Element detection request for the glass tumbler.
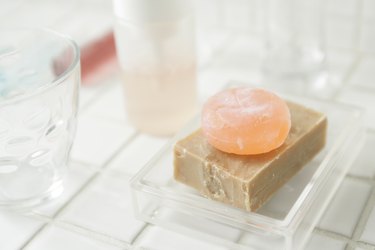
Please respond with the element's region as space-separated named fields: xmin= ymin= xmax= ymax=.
xmin=262 ymin=0 xmax=330 ymax=97
xmin=0 ymin=28 xmax=80 ymax=209
xmin=113 ymin=0 xmax=198 ymax=135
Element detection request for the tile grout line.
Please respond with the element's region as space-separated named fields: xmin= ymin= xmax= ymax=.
xmin=53 ymin=220 xmax=132 ymax=249
xmin=129 ymin=223 xmax=150 ymax=247
xmin=19 ymin=131 xmax=140 ymax=249
xmin=346 ymin=174 xmax=375 ymax=185
xmin=129 ymin=222 xmax=246 ymax=250
xmin=22 ymin=213 xmax=133 ymax=249
xmin=69 ymin=159 xmax=102 ymax=171
xmin=17 ymin=221 xmax=48 ymax=250
xmin=314 ymin=227 xmax=375 ymax=249
xmin=357 ymin=241 xmax=375 ymax=250
xmin=345 ymin=182 xmax=375 ymax=250
xmin=233 ymin=230 xmax=247 ymax=245
xmin=52 ymin=131 xmax=140 ymax=216
xmin=314 ymin=227 xmax=352 ymax=242
xmin=25 ymin=208 xmax=133 ymax=249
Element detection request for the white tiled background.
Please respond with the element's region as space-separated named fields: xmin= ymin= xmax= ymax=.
xmin=1 ymin=0 xmax=375 ymax=249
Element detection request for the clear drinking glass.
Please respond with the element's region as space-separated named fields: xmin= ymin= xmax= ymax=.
xmin=262 ymin=0 xmax=333 ymax=97
xmin=0 ymin=28 xmax=80 ymax=210
xmin=113 ymin=0 xmax=198 ymax=135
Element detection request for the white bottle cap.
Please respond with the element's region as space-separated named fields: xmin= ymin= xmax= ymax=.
xmin=113 ymin=0 xmax=193 ymax=23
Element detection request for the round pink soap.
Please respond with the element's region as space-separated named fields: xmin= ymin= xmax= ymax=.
xmin=201 ymin=87 xmax=291 ymax=155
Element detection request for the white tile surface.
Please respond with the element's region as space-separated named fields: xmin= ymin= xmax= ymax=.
xmin=348 ymin=57 xmax=375 ymax=89
xmin=24 ymin=225 xmax=122 ymax=250
xmin=360 ymin=21 xmax=375 ymax=54
xmin=305 ymin=233 xmax=346 ymax=250
xmin=211 ymin=35 xmax=263 ymax=82
xmin=156 ymin=209 xmax=241 ymax=244
xmin=324 ymin=17 xmax=357 ymax=50
xmin=325 ymin=49 xmax=357 ymax=83
xmin=3 ymin=0 xmax=75 ymax=29
xmin=108 ymin=134 xmax=168 ymax=176
xmin=71 ymin=115 xmax=135 ymax=165
xmin=31 ymin=162 xmax=95 ymax=217
xmin=84 ymin=79 xmax=127 ymax=123
xmin=2 ymin=0 xmax=112 ymax=48
xmin=134 ymin=225 xmax=228 ymax=250
xmin=348 ymin=131 xmax=375 ymax=178
xmin=336 ymin=86 xmax=375 ymax=129
xmin=238 ymin=232 xmax=286 ymax=250
xmin=53 ymin=2 xmax=113 ymax=45
xmin=195 ymin=0 xmax=222 ymax=30
xmin=318 ymin=178 xmax=372 ymax=236
xmin=79 ymin=83 xmax=111 ymax=110
xmin=363 ymin=0 xmax=375 ymax=21
xmin=360 ymin=203 xmax=375 ymax=245
xmin=326 ymin=0 xmax=358 ymax=17
xmin=222 ymin=0 xmax=251 ymax=31
xmin=0 ymin=0 xmax=27 ymax=16
xmin=196 ymin=29 xmax=231 ymax=68
xmin=0 ymin=211 xmax=43 ymax=250
xmin=245 ymin=0 xmax=264 ymax=33
xmin=59 ymin=172 xmax=145 ymax=244
xmin=197 ymin=68 xmax=237 ymax=102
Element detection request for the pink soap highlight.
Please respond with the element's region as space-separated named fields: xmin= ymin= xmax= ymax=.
xmin=201 ymin=87 xmax=291 ymax=155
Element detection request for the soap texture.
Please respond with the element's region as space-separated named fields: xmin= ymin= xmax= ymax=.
xmin=202 ymin=87 xmax=291 ymax=155
xmin=174 ymin=101 xmax=327 ymax=212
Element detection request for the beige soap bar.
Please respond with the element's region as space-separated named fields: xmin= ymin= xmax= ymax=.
xmin=173 ymin=101 xmax=327 ymax=212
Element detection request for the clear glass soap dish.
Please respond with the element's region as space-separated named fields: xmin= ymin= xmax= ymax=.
xmin=130 ymin=89 xmax=365 ymax=250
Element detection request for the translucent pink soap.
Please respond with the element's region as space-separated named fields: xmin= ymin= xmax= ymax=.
xmin=201 ymin=87 xmax=291 ymax=155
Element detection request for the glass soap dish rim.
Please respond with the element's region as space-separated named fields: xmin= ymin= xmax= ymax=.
xmin=130 ymin=90 xmax=365 ymax=234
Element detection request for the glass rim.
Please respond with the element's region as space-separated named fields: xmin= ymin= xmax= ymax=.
xmin=0 ymin=27 xmax=80 ymax=107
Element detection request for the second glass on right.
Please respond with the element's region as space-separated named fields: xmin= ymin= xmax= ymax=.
xmin=262 ymin=0 xmax=335 ymax=98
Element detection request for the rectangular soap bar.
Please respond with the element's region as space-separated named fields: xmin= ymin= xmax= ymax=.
xmin=173 ymin=101 xmax=327 ymax=212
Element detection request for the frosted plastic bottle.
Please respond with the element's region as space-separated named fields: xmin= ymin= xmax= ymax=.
xmin=113 ymin=0 xmax=198 ymax=135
